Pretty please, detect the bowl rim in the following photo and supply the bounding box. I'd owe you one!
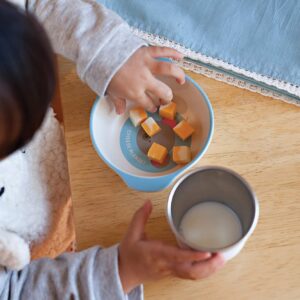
[89,75,214,181]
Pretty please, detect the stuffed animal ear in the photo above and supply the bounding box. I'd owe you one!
[0,228,30,270]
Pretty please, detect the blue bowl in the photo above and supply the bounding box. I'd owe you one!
[90,75,214,192]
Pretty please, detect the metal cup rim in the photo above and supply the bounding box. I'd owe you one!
[167,165,260,252]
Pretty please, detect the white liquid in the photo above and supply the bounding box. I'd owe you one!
[179,202,243,249]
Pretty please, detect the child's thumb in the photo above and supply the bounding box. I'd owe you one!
[127,200,152,242]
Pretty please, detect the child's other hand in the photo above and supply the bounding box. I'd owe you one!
[118,201,225,294]
[107,47,185,114]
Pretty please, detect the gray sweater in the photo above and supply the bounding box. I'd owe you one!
[0,246,142,300]
[1,0,145,299]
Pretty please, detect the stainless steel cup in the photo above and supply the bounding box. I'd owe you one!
[167,166,259,260]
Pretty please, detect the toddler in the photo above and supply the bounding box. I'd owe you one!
[0,1,225,299]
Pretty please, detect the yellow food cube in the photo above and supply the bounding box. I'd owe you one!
[147,143,168,164]
[172,146,192,164]
[173,120,195,140]
[159,102,177,120]
[141,117,161,137]
[129,107,148,127]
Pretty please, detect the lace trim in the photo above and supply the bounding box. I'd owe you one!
[132,28,300,106]
[179,60,300,106]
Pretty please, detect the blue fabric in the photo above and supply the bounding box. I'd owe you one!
[97,0,300,93]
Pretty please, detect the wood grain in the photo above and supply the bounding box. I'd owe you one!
[58,56,300,300]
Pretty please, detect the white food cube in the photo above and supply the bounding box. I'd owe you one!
[129,107,147,127]
[141,117,161,137]
[172,146,192,164]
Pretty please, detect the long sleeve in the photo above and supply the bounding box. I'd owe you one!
[28,0,145,97]
[0,245,143,300]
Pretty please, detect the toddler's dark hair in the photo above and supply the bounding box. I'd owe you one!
[0,1,56,158]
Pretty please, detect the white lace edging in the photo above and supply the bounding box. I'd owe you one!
[132,28,300,106]
[179,60,300,107]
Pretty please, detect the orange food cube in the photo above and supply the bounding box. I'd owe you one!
[172,146,192,164]
[159,102,177,120]
[173,120,195,140]
[129,107,148,127]
[147,143,168,164]
[141,117,161,137]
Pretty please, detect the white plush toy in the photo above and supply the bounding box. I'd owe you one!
[0,109,70,270]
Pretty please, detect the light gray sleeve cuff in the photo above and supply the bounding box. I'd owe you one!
[82,25,146,98]
[0,245,143,300]
[28,0,146,98]
[95,244,144,300]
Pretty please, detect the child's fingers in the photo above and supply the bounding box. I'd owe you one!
[175,253,225,280]
[152,61,185,85]
[191,253,225,279]
[109,95,126,114]
[146,91,161,107]
[126,200,153,242]
[148,46,184,60]
[146,79,173,105]
[159,244,212,263]
[137,93,158,112]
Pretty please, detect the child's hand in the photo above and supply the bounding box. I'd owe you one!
[118,201,225,294]
[107,46,185,114]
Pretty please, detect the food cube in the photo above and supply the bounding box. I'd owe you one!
[172,146,192,164]
[159,102,177,120]
[162,118,177,128]
[173,120,195,140]
[129,107,148,127]
[141,117,161,137]
[147,143,168,164]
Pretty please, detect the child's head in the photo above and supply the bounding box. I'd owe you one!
[0,1,56,159]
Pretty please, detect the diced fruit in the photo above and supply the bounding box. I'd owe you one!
[162,118,177,128]
[147,143,168,164]
[159,102,177,120]
[173,120,195,140]
[151,157,168,167]
[129,107,147,127]
[141,117,161,137]
[172,146,192,164]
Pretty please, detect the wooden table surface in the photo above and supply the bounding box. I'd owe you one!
[58,56,300,300]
